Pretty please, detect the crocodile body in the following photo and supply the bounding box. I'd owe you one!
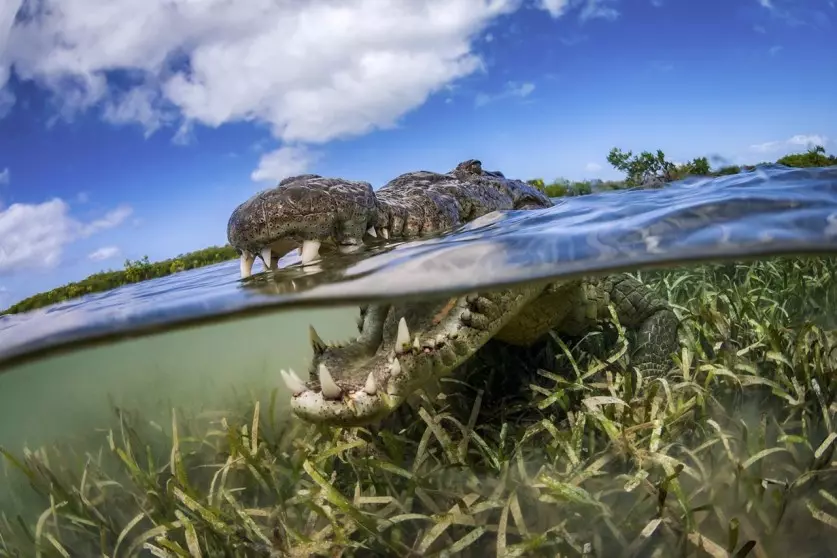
[226,160,680,426]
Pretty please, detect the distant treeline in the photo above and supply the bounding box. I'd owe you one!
[1,245,238,316]
[3,145,835,316]
[528,144,837,198]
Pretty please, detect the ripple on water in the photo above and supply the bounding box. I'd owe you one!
[1,164,836,366]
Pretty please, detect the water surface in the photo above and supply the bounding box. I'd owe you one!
[2,164,836,369]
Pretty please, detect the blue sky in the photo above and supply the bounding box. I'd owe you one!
[0,0,835,308]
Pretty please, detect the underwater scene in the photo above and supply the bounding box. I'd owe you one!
[1,165,837,556]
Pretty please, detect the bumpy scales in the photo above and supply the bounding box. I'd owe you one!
[227,160,680,426]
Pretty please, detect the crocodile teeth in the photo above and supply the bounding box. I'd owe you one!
[366,227,377,238]
[280,369,306,396]
[390,358,402,377]
[363,372,377,394]
[395,317,410,353]
[301,240,321,266]
[413,335,420,350]
[381,228,390,239]
[309,325,327,354]
[318,363,342,399]
[240,252,255,279]
[261,247,272,269]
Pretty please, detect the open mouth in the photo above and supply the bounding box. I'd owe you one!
[277,314,438,426]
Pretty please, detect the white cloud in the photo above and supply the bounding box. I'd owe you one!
[0,167,8,185]
[251,145,318,183]
[475,80,535,107]
[768,45,782,55]
[2,0,528,174]
[750,134,829,153]
[758,0,773,9]
[88,246,121,261]
[585,162,602,172]
[538,0,572,17]
[81,205,133,236]
[538,0,618,20]
[102,86,170,137]
[0,200,132,274]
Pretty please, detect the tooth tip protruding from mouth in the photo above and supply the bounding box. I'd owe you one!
[395,317,410,354]
[240,251,255,279]
[280,368,307,396]
[309,325,327,354]
[261,247,272,269]
[363,372,377,394]
[318,363,342,399]
[301,240,321,266]
[390,358,401,377]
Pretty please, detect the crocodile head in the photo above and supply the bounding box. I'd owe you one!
[226,159,550,278]
[280,286,543,426]
[226,174,380,277]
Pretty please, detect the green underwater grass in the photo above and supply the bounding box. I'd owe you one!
[2,256,837,557]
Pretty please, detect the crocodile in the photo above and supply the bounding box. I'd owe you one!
[227,160,680,426]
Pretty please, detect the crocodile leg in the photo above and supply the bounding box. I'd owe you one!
[493,274,679,377]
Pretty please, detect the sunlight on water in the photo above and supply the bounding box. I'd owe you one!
[1,167,837,555]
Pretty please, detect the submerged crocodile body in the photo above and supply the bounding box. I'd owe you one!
[227,160,680,426]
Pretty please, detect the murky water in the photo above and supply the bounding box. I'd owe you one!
[1,165,837,556]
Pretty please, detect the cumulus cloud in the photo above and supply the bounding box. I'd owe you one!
[251,145,318,184]
[0,167,8,185]
[750,134,829,153]
[585,162,602,172]
[88,246,121,261]
[1,0,538,178]
[0,200,132,274]
[475,81,535,107]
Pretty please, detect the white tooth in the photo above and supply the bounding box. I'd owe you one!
[318,363,342,399]
[381,228,390,239]
[390,358,402,377]
[413,335,420,350]
[280,369,307,396]
[239,252,255,279]
[366,227,377,238]
[363,372,377,394]
[395,317,410,353]
[261,247,272,269]
[301,240,321,266]
[309,325,326,353]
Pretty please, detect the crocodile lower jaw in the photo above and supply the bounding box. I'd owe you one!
[290,388,404,426]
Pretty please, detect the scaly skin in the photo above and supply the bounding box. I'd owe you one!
[226,160,553,276]
[292,274,678,426]
[226,160,680,426]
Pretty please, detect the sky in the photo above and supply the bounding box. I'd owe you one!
[0,0,835,308]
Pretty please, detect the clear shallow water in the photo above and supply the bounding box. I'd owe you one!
[2,164,836,369]
[1,165,837,550]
